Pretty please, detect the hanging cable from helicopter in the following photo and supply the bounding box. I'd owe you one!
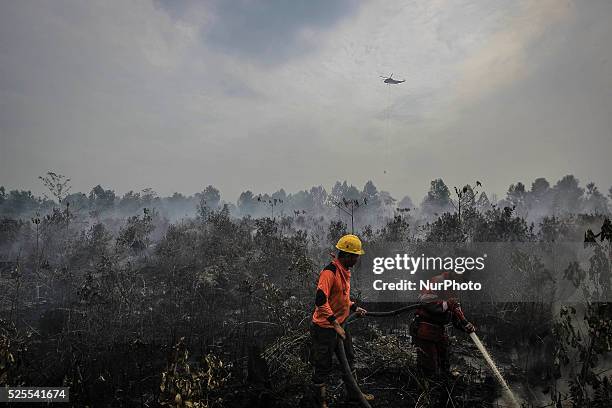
[379,74,405,175]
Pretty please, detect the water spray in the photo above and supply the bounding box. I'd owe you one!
[342,304,522,407]
[469,332,521,408]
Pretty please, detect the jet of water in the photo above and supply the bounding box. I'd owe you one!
[469,332,521,408]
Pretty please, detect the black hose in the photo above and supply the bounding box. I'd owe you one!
[345,303,423,326]
[337,335,373,408]
[336,303,423,408]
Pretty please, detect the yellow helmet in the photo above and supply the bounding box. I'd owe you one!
[335,234,365,255]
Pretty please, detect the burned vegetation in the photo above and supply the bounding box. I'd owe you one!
[1,174,611,407]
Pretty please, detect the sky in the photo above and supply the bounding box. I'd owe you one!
[1,0,611,203]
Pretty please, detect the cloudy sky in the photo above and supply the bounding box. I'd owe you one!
[1,0,611,203]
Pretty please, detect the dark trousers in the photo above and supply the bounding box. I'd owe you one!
[310,322,355,384]
[414,337,450,376]
[411,320,451,377]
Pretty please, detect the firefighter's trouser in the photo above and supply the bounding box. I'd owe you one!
[310,322,355,384]
[413,321,450,376]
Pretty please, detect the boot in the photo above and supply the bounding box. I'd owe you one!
[344,370,375,403]
[310,383,328,408]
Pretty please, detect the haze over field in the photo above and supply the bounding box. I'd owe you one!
[1,0,611,201]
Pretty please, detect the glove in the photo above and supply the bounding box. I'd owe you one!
[463,321,476,333]
[354,307,367,318]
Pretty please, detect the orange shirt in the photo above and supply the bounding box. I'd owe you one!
[312,257,355,328]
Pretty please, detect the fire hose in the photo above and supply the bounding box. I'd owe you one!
[335,303,520,408]
[336,303,423,408]
[345,303,424,326]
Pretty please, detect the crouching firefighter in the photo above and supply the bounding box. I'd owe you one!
[410,271,476,378]
[308,234,374,407]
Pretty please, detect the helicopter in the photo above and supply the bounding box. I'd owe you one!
[380,73,405,84]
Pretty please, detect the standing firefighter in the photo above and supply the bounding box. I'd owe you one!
[308,234,374,407]
[411,271,476,377]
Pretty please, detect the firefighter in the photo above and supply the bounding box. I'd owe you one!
[410,270,476,378]
[308,234,374,407]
